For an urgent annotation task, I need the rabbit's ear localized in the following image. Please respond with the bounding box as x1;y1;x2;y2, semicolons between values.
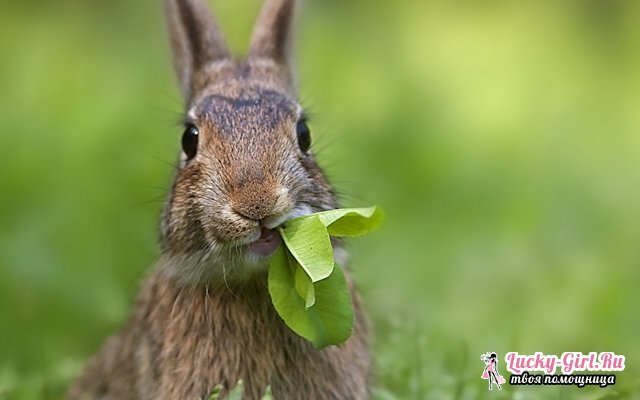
248;0;297;84
165;0;229;101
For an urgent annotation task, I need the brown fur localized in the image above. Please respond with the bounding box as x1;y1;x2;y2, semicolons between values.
68;0;372;398
68;260;370;400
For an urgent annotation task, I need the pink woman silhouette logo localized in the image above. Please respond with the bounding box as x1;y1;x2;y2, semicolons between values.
481;352;506;390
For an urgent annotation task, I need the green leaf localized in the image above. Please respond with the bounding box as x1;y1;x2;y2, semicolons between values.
293;254;316;308
278;215;334;282
268;246;354;349
311;206;384;237
268;205;382;348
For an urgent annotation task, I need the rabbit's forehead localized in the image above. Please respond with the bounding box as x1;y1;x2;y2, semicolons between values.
190;87;300;135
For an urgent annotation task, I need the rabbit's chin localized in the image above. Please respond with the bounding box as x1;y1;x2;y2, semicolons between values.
158;240;278;286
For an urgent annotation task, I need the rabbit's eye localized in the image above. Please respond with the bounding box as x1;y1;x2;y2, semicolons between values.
296;120;311;153
182;124;199;160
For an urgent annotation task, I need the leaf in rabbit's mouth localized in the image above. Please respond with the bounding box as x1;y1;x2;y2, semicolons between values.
268;206;384;349
247;227;281;257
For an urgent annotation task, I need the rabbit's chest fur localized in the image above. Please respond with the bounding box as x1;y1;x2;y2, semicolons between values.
69;267;370;400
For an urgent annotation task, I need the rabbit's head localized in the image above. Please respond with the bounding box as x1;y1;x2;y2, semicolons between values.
160;0;336;283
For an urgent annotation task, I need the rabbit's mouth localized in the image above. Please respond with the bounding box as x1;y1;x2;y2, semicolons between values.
237;203;313;263
246;227;281;258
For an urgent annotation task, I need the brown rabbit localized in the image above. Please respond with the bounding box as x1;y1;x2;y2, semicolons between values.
67;0;372;399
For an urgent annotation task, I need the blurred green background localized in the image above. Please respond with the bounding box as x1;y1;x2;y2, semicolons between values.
1;0;639;398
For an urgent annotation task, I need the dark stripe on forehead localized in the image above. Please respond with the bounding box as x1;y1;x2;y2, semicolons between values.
197;88;296;133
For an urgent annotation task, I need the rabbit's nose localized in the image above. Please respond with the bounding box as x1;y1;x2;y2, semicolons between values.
230;181;277;221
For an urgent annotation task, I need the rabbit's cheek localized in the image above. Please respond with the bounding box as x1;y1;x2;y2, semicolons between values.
206;209;258;243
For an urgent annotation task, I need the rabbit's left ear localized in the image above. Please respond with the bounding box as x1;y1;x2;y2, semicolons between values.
248;0;298;88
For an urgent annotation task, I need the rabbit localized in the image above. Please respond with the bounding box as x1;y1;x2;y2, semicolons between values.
66;0;372;399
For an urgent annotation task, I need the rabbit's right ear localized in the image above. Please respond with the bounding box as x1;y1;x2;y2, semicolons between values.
165;0;229;102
